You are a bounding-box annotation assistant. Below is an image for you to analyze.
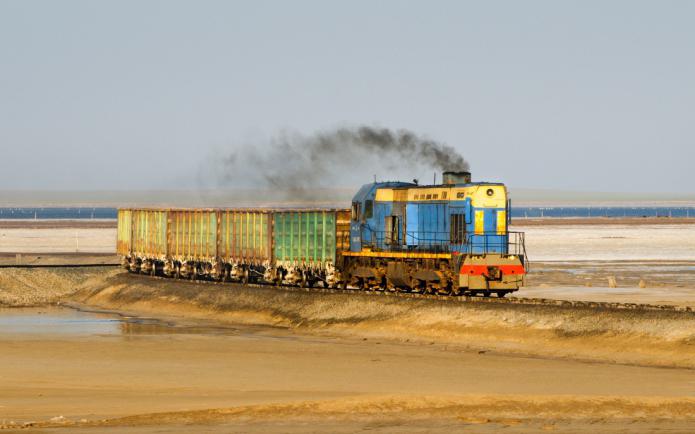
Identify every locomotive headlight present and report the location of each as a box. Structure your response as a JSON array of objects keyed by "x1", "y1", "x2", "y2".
[{"x1": 486, "y1": 188, "x2": 494, "y2": 196}]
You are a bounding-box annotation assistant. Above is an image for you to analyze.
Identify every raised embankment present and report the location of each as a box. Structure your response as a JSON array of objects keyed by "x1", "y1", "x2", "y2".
[
  {"x1": 0, "y1": 266, "x2": 119, "y2": 306},
  {"x1": 1, "y1": 266, "x2": 693, "y2": 368},
  {"x1": 60, "y1": 270, "x2": 695, "y2": 370}
]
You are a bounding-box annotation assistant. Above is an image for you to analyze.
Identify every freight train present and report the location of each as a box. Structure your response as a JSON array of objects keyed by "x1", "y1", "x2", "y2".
[{"x1": 117, "y1": 171, "x2": 527, "y2": 297}]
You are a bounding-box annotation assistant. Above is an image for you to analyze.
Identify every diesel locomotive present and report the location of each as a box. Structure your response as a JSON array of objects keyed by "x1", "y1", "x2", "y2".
[{"x1": 117, "y1": 171, "x2": 527, "y2": 297}]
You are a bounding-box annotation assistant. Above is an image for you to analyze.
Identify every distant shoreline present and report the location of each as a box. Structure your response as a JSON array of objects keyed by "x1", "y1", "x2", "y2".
[
  {"x1": 511, "y1": 217, "x2": 695, "y2": 226},
  {"x1": 1, "y1": 216, "x2": 695, "y2": 230}
]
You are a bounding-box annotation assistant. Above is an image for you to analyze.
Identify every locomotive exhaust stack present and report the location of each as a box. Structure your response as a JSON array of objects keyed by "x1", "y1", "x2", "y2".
[{"x1": 442, "y1": 171, "x2": 471, "y2": 185}]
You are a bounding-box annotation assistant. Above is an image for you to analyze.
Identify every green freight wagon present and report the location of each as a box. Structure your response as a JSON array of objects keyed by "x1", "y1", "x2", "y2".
[{"x1": 271, "y1": 209, "x2": 350, "y2": 287}]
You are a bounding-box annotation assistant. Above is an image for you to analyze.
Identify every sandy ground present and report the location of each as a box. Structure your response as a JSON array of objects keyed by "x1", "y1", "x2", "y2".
[
  {"x1": 1, "y1": 304, "x2": 695, "y2": 433},
  {"x1": 0, "y1": 220, "x2": 116, "y2": 229},
  {"x1": 513, "y1": 223, "x2": 695, "y2": 261},
  {"x1": 0, "y1": 228, "x2": 115, "y2": 254},
  {"x1": 0, "y1": 267, "x2": 118, "y2": 306},
  {"x1": 0, "y1": 253, "x2": 119, "y2": 267}
]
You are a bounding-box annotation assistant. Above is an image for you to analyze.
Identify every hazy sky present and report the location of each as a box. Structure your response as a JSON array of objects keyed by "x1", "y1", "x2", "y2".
[{"x1": 1, "y1": 1, "x2": 693, "y2": 193}]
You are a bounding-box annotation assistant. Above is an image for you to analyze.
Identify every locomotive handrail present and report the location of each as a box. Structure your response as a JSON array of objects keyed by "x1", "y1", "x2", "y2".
[
  {"x1": 360, "y1": 229, "x2": 451, "y2": 252},
  {"x1": 357, "y1": 228, "x2": 527, "y2": 260}
]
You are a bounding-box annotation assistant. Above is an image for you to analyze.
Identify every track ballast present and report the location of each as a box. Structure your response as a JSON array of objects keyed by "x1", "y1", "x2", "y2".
[{"x1": 126, "y1": 271, "x2": 694, "y2": 314}]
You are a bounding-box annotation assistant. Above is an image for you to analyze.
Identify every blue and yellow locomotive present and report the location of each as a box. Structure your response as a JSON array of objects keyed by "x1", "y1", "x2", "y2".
[{"x1": 340, "y1": 171, "x2": 527, "y2": 296}]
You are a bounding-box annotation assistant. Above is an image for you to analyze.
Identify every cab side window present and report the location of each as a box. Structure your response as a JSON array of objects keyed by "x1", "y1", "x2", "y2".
[
  {"x1": 351, "y1": 202, "x2": 361, "y2": 221},
  {"x1": 364, "y1": 200, "x2": 373, "y2": 219}
]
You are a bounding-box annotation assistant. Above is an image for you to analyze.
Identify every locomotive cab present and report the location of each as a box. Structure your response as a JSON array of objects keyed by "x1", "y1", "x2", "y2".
[
  {"x1": 344, "y1": 171, "x2": 527, "y2": 296},
  {"x1": 349, "y1": 181, "x2": 414, "y2": 252}
]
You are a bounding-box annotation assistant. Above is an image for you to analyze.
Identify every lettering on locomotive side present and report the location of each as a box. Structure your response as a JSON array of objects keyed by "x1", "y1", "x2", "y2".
[{"x1": 374, "y1": 185, "x2": 507, "y2": 206}]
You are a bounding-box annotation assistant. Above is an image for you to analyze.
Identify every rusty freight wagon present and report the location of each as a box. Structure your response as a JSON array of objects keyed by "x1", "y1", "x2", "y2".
[{"x1": 117, "y1": 208, "x2": 350, "y2": 286}]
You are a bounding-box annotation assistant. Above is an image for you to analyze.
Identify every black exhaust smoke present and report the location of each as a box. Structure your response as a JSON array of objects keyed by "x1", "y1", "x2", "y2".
[{"x1": 218, "y1": 126, "x2": 470, "y2": 193}]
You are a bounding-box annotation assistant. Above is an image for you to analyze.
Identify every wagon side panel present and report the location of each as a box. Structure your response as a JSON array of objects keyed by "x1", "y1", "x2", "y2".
[{"x1": 116, "y1": 209, "x2": 133, "y2": 256}]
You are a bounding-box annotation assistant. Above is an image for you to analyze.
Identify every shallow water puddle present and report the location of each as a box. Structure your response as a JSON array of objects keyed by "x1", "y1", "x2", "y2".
[{"x1": 0, "y1": 307, "x2": 240, "y2": 336}]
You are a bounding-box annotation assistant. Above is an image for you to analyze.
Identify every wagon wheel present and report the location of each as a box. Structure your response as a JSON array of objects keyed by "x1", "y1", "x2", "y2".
[
  {"x1": 496, "y1": 291, "x2": 507, "y2": 298},
  {"x1": 389, "y1": 279, "x2": 399, "y2": 293},
  {"x1": 364, "y1": 278, "x2": 374, "y2": 291},
  {"x1": 175, "y1": 265, "x2": 181, "y2": 279},
  {"x1": 242, "y1": 269, "x2": 249, "y2": 285},
  {"x1": 409, "y1": 278, "x2": 422, "y2": 294},
  {"x1": 150, "y1": 264, "x2": 156, "y2": 277}
]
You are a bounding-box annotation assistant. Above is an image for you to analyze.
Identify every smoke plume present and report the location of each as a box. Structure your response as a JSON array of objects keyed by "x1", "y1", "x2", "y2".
[{"x1": 218, "y1": 126, "x2": 470, "y2": 191}]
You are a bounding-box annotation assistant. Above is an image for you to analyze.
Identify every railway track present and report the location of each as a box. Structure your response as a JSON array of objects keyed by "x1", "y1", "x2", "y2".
[{"x1": 129, "y1": 271, "x2": 695, "y2": 314}]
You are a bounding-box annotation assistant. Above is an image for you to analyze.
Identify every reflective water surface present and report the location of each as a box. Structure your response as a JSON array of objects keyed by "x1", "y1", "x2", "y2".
[{"x1": 0, "y1": 307, "x2": 240, "y2": 336}]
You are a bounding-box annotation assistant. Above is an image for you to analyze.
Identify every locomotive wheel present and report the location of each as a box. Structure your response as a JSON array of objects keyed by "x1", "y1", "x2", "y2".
[
  {"x1": 409, "y1": 278, "x2": 423, "y2": 294},
  {"x1": 496, "y1": 291, "x2": 507, "y2": 298},
  {"x1": 438, "y1": 285, "x2": 452, "y2": 296}
]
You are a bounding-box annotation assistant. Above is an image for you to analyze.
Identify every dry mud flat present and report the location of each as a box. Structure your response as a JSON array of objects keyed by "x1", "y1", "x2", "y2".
[
  {"x1": 73, "y1": 272, "x2": 695, "y2": 369},
  {"x1": 512, "y1": 221, "x2": 695, "y2": 261},
  {"x1": 1, "y1": 271, "x2": 695, "y2": 432}
]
